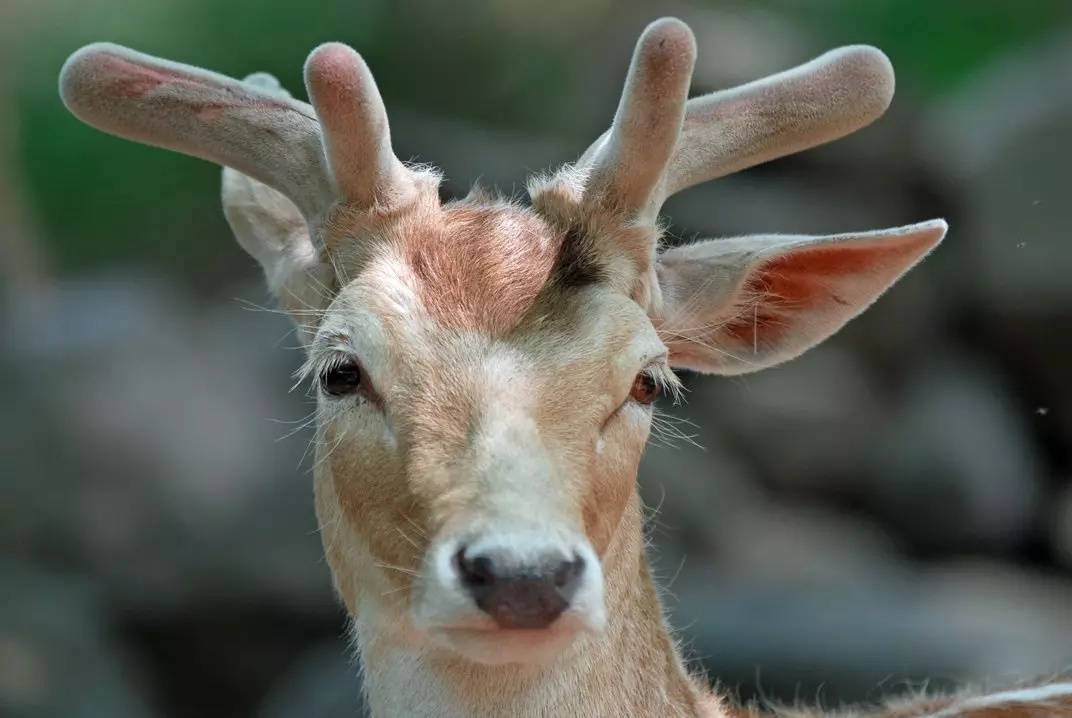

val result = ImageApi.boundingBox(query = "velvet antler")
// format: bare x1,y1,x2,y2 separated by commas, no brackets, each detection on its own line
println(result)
575,18,896,224
58,41,413,220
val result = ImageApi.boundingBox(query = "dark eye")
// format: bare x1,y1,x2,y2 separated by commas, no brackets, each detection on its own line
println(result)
629,371,662,405
320,359,363,397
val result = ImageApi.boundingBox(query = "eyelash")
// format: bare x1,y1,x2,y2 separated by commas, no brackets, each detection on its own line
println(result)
299,351,371,402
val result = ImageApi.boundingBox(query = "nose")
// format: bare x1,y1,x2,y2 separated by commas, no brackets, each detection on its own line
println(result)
455,546,587,629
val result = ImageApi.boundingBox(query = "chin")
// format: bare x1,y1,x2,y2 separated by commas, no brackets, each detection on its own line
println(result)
426,616,595,666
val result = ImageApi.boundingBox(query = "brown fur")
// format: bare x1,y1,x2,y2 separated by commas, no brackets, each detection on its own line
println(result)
401,202,560,335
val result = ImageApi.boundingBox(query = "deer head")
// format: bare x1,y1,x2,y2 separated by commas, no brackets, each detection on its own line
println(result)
59,18,946,670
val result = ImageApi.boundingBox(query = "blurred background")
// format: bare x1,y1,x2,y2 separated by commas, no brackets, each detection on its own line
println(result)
3,0,1072,716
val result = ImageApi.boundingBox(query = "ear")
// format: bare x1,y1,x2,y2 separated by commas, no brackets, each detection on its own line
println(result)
220,73,336,346
222,166,335,347
652,220,947,375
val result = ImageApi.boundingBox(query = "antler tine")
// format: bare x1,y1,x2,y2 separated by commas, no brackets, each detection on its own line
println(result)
650,44,896,212
304,43,415,210
59,43,333,219
578,18,696,219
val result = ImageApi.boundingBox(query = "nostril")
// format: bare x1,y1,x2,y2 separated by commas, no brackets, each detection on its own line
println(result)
552,554,585,591
455,547,496,588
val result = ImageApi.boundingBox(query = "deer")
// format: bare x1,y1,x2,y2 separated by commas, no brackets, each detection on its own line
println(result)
57,15,1071,718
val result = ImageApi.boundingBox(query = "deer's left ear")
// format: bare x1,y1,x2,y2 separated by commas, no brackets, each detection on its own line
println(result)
651,219,947,375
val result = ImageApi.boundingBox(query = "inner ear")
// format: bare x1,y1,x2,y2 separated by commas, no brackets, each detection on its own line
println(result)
718,235,925,348
653,220,947,375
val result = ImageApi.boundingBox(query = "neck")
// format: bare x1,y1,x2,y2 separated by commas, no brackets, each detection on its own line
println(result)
353,497,724,718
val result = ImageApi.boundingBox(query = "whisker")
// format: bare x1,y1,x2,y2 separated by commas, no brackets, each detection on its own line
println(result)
395,526,421,551
374,561,420,577
273,410,319,442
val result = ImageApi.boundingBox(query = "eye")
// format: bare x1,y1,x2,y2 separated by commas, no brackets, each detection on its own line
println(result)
628,371,662,406
320,358,363,397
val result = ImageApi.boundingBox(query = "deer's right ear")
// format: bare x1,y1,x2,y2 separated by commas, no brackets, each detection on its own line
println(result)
217,73,336,346
222,165,335,347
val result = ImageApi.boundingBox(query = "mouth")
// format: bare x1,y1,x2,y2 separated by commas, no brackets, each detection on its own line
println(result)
426,615,594,665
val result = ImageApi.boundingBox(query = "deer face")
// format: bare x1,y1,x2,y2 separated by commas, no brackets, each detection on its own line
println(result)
59,17,947,667
304,196,674,663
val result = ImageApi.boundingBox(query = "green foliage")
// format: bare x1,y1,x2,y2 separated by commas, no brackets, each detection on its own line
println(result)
13,0,576,278
754,0,1071,95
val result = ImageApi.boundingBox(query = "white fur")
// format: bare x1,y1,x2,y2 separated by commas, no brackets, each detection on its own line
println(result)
409,348,607,662
356,600,472,718
924,681,1072,716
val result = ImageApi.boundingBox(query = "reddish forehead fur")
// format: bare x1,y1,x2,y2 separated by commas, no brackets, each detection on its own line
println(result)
396,202,563,334
320,177,656,335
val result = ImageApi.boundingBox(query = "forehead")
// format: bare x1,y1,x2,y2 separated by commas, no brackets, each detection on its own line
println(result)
321,202,662,366
382,201,570,335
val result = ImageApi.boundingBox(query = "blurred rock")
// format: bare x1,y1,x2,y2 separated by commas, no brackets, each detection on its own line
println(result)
685,344,884,495
0,346,78,560
918,559,1072,676
0,560,155,718
639,428,905,591
981,313,1072,477
921,30,1072,313
711,503,905,590
670,559,1072,708
866,353,1044,553
257,642,366,718
2,273,334,613
637,430,764,582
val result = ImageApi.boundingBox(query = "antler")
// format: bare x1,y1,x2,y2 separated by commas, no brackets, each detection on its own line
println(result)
303,43,415,209
577,18,696,216
58,41,413,220
576,18,896,223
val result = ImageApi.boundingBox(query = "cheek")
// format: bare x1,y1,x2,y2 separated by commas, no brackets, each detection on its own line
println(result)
318,411,428,592
582,408,651,555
